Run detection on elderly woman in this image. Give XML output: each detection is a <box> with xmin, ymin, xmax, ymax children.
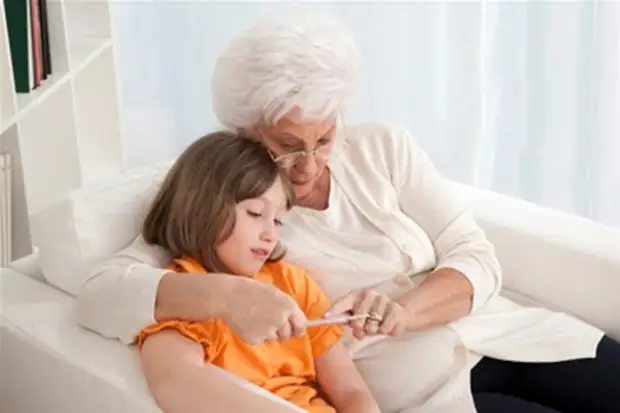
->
<box><xmin>78</xmin><ymin>10</ymin><xmax>620</xmax><ymax>413</ymax></box>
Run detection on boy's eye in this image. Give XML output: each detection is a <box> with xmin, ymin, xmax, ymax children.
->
<box><xmin>274</xmin><ymin>218</ymin><xmax>284</xmax><ymax>226</ymax></box>
<box><xmin>247</xmin><ymin>210</ymin><xmax>261</xmax><ymax>218</ymax></box>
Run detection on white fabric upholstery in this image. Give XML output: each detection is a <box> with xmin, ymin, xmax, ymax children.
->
<box><xmin>11</xmin><ymin>166</ymin><xmax>620</xmax><ymax>412</ymax></box>
<box><xmin>25</xmin><ymin>158</ymin><xmax>620</xmax><ymax>338</ymax></box>
<box><xmin>27</xmin><ymin>162</ymin><xmax>170</xmax><ymax>296</ymax></box>
<box><xmin>0</xmin><ymin>266</ymin><xmax>305</xmax><ymax>413</ymax></box>
<box><xmin>464</xmin><ymin>184</ymin><xmax>620</xmax><ymax>340</ymax></box>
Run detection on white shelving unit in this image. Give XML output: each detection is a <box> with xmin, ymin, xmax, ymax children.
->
<box><xmin>0</xmin><ymin>0</ymin><xmax>124</xmax><ymax>261</ymax></box>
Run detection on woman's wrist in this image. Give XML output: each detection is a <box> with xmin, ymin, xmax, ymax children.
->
<box><xmin>394</xmin><ymin>268</ymin><xmax>473</xmax><ymax>332</ymax></box>
<box><xmin>393</xmin><ymin>292</ymin><xmax>427</xmax><ymax>332</ymax></box>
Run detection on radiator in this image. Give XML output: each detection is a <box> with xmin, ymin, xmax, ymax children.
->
<box><xmin>0</xmin><ymin>152</ymin><xmax>11</xmax><ymax>267</ymax></box>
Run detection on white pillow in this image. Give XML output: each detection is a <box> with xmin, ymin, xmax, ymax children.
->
<box><xmin>28</xmin><ymin>161</ymin><xmax>173</xmax><ymax>296</ymax></box>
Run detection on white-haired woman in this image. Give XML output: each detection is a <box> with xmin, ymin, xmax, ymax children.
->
<box><xmin>78</xmin><ymin>10</ymin><xmax>620</xmax><ymax>413</ymax></box>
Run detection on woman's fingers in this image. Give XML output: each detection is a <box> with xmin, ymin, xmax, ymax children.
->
<box><xmin>351</xmin><ymin>290</ymin><xmax>377</xmax><ymax>339</ymax></box>
<box><xmin>289</xmin><ymin>309</ymin><xmax>308</xmax><ymax>338</ymax></box>
<box><xmin>276</xmin><ymin>319</ymin><xmax>293</xmax><ymax>341</ymax></box>
<box><xmin>365</xmin><ymin>294</ymin><xmax>389</xmax><ymax>336</ymax></box>
<box><xmin>223</xmin><ymin>277</ymin><xmax>307</xmax><ymax>345</ymax></box>
<box><xmin>381</xmin><ymin>302</ymin><xmax>408</xmax><ymax>337</ymax></box>
<box><xmin>328</xmin><ymin>289</ymin><xmax>409</xmax><ymax>339</ymax></box>
<box><xmin>324</xmin><ymin>293</ymin><xmax>356</xmax><ymax>318</ymax></box>
<box><xmin>379</xmin><ymin>303</ymin><xmax>398</xmax><ymax>335</ymax></box>
<box><xmin>275</xmin><ymin>307</ymin><xmax>308</xmax><ymax>341</ymax></box>
<box><xmin>264</xmin><ymin>328</ymin><xmax>279</xmax><ymax>343</ymax></box>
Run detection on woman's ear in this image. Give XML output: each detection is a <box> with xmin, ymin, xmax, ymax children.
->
<box><xmin>267</xmin><ymin>241</ymin><xmax>287</xmax><ymax>262</ymax></box>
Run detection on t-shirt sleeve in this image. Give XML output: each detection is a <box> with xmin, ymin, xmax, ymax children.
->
<box><xmin>287</xmin><ymin>267</ymin><xmax>344</xmax><ymax>358</ymax></box>
<box><xmin>137</xmin><ymin>320</ymin><xmax>223</xmax><ymax>362</ymax></box>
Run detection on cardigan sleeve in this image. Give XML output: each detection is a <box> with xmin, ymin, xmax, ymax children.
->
<box><xmin>388</xmin><ymin>126</ymin><xmax>502</xmax><ymax>312</ymax></box>
<box><xmin>76</xmin><ymin>235</ymin><xmax>173</xmax><ymax>344</ymax></box>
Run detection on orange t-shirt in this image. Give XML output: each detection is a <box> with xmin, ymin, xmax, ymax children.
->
<box><xmin>138</xmin><ymin>258</ymin><xmax>343</xmax><ymax>413</ymax></box>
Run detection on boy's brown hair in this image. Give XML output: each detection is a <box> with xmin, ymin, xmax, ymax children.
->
<box><xmin>142</xmin><ymin>131</ymin><xmax>295</xmax><ymax>273</ymax></box>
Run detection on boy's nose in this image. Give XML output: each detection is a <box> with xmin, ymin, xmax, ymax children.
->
<box><xmin>260</xmin><ymin>225</ymin><xmax>276</xmax><ymax>243</ymax></box>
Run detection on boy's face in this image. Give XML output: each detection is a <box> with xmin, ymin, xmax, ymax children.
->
<box><xmin>216</xmin><ymin>177</ymin><xmax>287</xmax><ymax>277</ymax></box>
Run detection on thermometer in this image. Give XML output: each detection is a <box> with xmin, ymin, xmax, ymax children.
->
<box><xmin>306</xmin><ymin>313</ymin><xmax>369</xmax><ymax>327</ymax></box>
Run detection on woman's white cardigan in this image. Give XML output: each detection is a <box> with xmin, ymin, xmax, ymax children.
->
<box><xmin>283</xmin><ymin>122</ymin><xmax>603</xmax><ymax>362</ymax></box>
<box><xmin>77</xmin><ymin>122</ymin><xmax>604</xmax><ymax>412</ymax></box>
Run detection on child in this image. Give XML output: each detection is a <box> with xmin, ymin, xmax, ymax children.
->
<box><xmin>137</xmin><ymin>131</ymin><xmax>380</xmax><ymax>413</ymax></box>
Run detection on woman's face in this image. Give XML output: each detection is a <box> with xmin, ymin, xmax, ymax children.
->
<box><xmin>215</xmin><ymin>177</ymin><xmax>287</xmax><ymax>277</ymax></box>
<box><xmin>254</xmin><ymin>113</ymin><xmax>337</xmax><ymax>201</ymax></box>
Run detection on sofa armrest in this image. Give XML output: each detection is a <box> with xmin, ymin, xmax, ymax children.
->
<box><xmin>1</xmin><ymin>269</ymin><xmax>304</xmax><ymax>413</ymax></box>
<box><xmin>464</xmin><ymin>185</ymin><xmax>620</xmax><ymax>340</ymax></box>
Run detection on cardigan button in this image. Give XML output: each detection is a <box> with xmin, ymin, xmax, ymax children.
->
<box><xmin>393</xmin><ymin>274</ymin><xmax>412</xmax><ymax>287</ymax></box>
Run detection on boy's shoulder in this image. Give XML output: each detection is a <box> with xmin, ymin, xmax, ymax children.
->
<box><xmin>260</xmin><ymin>261</ymin><xmax>317</xmax><ymax>297</ymax></box>
<box><xmin>261</xmin><ymin>260</ymin><xmax>309</xmax><ymax>281</ymax></box>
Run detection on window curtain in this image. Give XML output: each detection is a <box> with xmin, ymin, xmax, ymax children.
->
<box><xmin>110</xmin><ymin>1</ymin><xmax>620</xmax><ymax>227</ymax></box>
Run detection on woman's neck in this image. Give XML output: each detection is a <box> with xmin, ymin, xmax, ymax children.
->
<box><xmin>295</xmin><ymin>169</ymin><xmax>331</xmax><ymax>211</ymax></box>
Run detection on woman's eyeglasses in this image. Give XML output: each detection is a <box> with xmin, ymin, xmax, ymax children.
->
<box><xmin>271</xmin><ymin>144</ymin><xmax>333</xmax><ymax>168</ymax></box>
<box><xmin>259</xmin><ymin>114</ymin><xmax>346</xmax><ymax>168</ymax></box>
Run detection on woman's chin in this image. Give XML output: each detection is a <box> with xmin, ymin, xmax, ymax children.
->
<box><xmin>292</xmin><ymin>182</ymin><xmax>315</xmax><ymax>200</ymax></box>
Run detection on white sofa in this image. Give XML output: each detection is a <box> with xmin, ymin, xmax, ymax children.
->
<box><xmin>2</xmin><ymin>165</ymin><xmax>620</xmax><ymax>413</ymax></box>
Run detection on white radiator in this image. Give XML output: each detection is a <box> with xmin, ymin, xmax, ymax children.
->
<box><xmin>0</xmin><ymin>152</ymin><xmax>11</xmax><ymax>267</ymax></box>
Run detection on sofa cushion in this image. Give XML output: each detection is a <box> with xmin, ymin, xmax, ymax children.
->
<box><xmin>28</xmin><ymin>161</ymin><xmax>172</xmax><ymax>296</ymax></box>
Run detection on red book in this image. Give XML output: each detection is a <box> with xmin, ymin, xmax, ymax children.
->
<box><xmin>29</xmin><ymin>0</ymin><xmax>43</xmax><ymax>87</ymax></box>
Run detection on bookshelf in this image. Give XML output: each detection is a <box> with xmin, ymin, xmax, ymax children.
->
<box><xmin>0</xmin><ymin>0</ymin><xmax>125</xmax><ymax>261</ymax></box>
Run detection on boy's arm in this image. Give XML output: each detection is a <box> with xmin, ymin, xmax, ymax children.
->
<box><xmin>315</xmin><ymin>341</ymin><xmax>381</xmax><ymax>413</ymax></box>
<box><xmin>140</xmin><ymin>330</ymin><xmax>303</xmax><ymax>413</ymax></box>
<box><xmin>284</xmin><ymin>264</ymin><xmax>379</xmax><ymax>412</ymax></box>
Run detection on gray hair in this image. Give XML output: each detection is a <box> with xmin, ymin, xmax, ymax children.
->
<box><xmin>211</xmin><ymin>9</ymin><xmax>361</xmax><ymax>130</ymax></box>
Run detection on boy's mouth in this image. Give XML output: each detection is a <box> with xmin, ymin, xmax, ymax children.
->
<box><xmin>251</xmin><ymin>248</ymin><xmax>269</xmax><ymax>259</ymax></box>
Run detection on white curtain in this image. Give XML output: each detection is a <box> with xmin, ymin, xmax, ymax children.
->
<box><xmin>110</xmin><ymin>1</ymin><xmax>620</xmax><ymax>227</ymax></box>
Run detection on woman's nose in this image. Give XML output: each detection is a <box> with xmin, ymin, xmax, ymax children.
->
<box><xmin>294</xmin><ymin>153</ymin><xmax>318</xmax><ymax>176</ymax></box>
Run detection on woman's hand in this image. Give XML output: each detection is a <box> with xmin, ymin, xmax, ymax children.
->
<box><xmin>157</xmin><ymin>272</ymin><xmax>307</xmax><ymax>345</ymax></box>
<box><xmin>325</xmin><ymin>289</ymin><xmax>408</xmax><ymax>339</ymax></box>
<box><xmin>218</xmin><ymin>276</ymin><xmax>309</xmax><ymax>344</ymax></box>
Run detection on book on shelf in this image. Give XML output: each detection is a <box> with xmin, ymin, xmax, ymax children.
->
<box><xmin>3</xmin><ymin>0</ymin><xmax>52</xmax><ymax>94</ymax></box>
